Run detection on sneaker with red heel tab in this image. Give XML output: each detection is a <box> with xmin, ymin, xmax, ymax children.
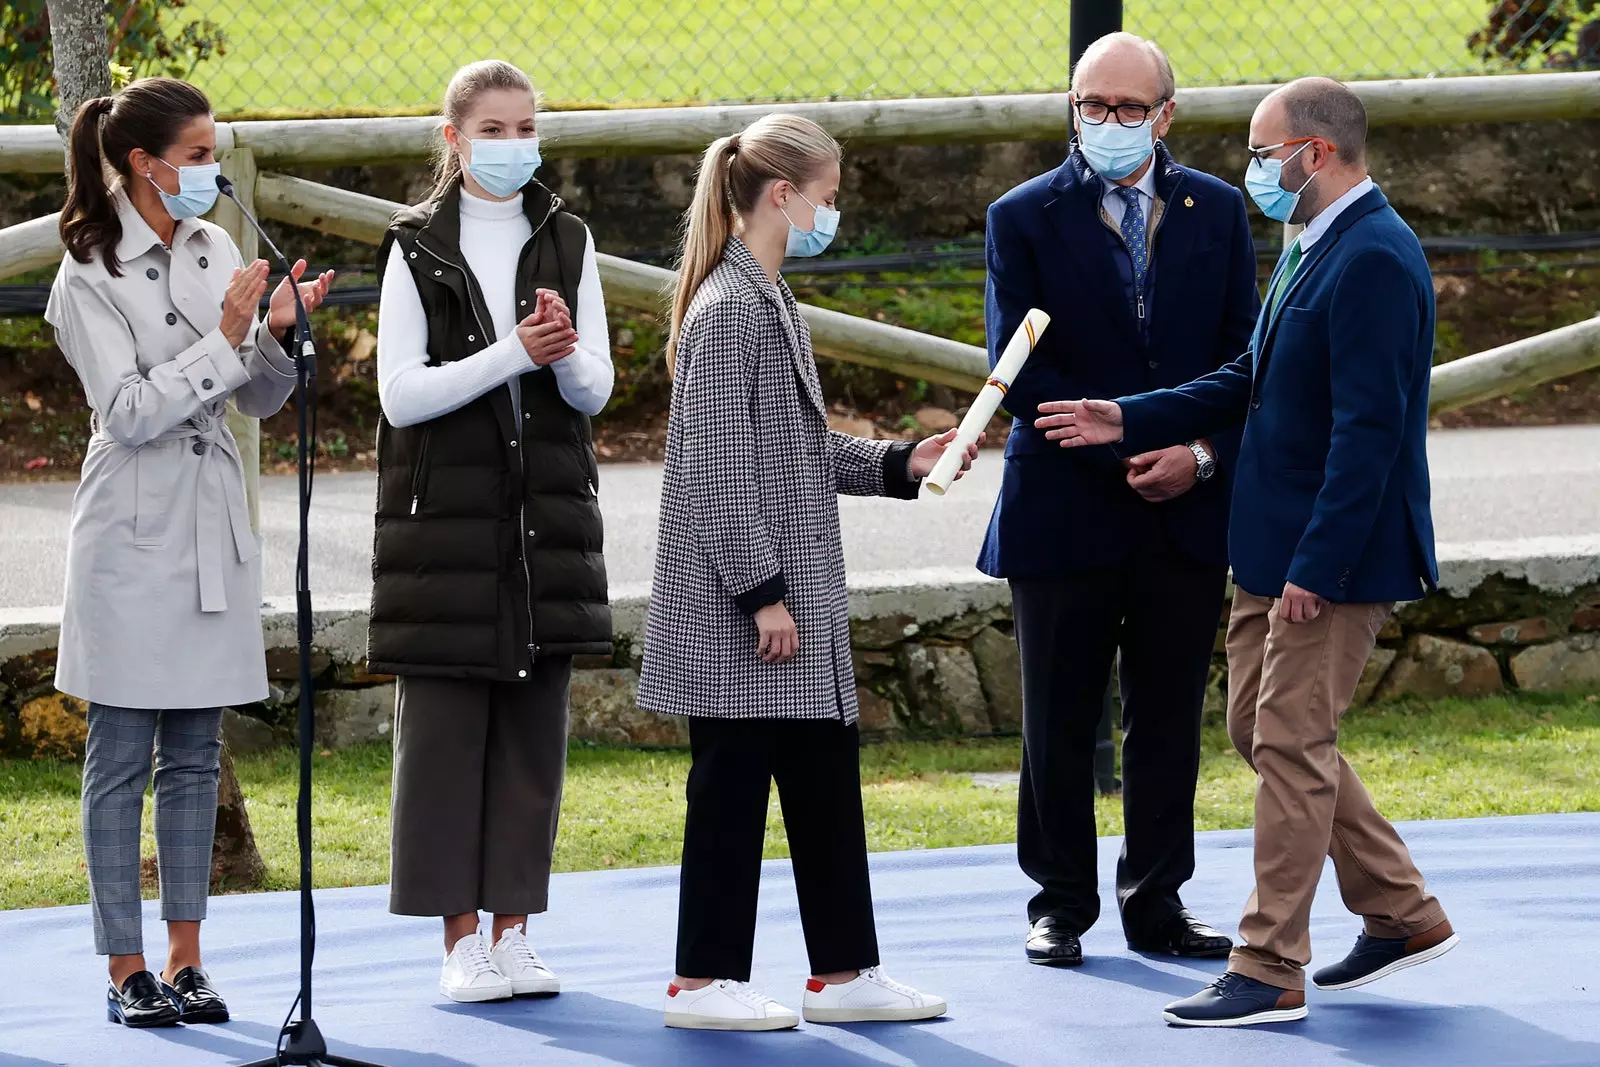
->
<box><xmin>663</xmin><ymin>979</ymin><xmax>800</xmax><ymax>1031</ymax></box>
<box><xmin>801</xmin><ymin>968</ymin><xmax>948</xmax><ymax>1024</ymax></box>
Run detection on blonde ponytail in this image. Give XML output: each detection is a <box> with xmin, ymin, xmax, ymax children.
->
<box><xmin>666</xmin><ymin>114</ymin><xmax>842</xmax><ymax>374</ymax></box>
<box><xmin>430</xmin><ymin>60</ymin><xmax>537</xmax><ymax>202</ymax></box>
<box><xmin>667</xmin><ymin>135</ymin><xmax>739</xmax><ymax>373</ymax></box>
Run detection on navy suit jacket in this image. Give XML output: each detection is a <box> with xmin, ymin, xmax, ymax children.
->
<box><xmin>978</xmin><ymin>144</ymin><xmax>1260</xmax><ymax>578</ymax></box>
<box><xmin>1118</xmin><ymin>186</ymin><xmax>1440</xmax><ymax>603</ymax></box>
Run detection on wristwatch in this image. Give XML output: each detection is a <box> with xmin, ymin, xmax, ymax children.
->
<box><xmin>1188</xmin><ymin>441</ymin><xmax>1217</xmax><ymax>482</ymax></box>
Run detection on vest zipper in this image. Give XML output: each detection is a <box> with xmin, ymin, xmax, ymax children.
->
<box><xmin>1100</xmin><ymin>186</ymin><xmax>1172</xmax><ymax>325</ymax></box>
<box><xmin>409</xmin><ymin>426</ymin><xmax>432</xmax><ymax>515</ymax></box>
<box><xmin>416</xmin><ymin>236</ymin><xmax>543</xmax><ymax>671</ymax></box>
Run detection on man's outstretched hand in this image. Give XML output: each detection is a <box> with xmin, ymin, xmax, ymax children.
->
<box><xmin>1035</xmin><ymin>399</ymin><xmax>1126</xmax><ymax>447</ymax></box>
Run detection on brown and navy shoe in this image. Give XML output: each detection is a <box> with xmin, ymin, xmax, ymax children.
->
<box><xmin>1162</xmin><ymin>972</ymin><xmax>1308</xmax><ymax>1027</ymax></box>
<box><xmin>1312</xmin><ymin>919</ymin><xmax>1459</xmax><ymax>991</ymax></box>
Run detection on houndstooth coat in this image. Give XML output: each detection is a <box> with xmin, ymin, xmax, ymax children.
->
<box><xmin>638</xmin><ymin>238</ymin><xmax>918</xmax><ymax>723</ymax></box>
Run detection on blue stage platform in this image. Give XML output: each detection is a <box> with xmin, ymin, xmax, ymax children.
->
<box><xmin>1</xmin><ymin>813</ymin><xmax>1597</xmax><ymax>1066</ymax></box>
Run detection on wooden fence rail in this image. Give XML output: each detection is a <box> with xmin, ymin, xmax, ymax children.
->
<box><xmin>4</xmin><ymin>171</ymin><xmax>1597</xmax><ymax>403</ymax></box>
<box><xmin>2</xmin><ymin>72</ymin><xmax>1597</xmax><ymax>172</ymax></box>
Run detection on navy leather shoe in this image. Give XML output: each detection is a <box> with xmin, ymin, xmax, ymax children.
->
<box><xmin>1313</xmin><ymin>920</ymin><xmax>1459</xmax><ymax>990</ymax></box>
<box><xmin>1162</xmin><ymin>972</ymin><xmax>1307</xmax><ymax>1027</ymax></box>
<box><xmin>160</xmin><ymin>966</ymin><xmax>230</xmax><ymax>1024</ymax></box>
<box><xmin>107</xmin><ymin>971</ymin><xmax>182</xmax><ymax>1028</ymax></box>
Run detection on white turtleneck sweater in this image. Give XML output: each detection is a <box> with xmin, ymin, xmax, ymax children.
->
<box><xmin>376</xmin><ymin>188</ymin><xmax>613</xmax><ymax>428</ymax></box>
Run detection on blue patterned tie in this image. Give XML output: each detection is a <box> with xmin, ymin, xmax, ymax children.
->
<box><xmin>1117</xmin><ymin>186</ymin><xmax>1149</xmax><ymax>297</ymax></box>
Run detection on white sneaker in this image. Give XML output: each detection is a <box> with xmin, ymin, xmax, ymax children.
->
<box><xmin>490</xmin><ymin>924</ymin><xmax>561</xmax><ymax>996</ymax></box>
<box><xmin>801</xmin><ymin>967</ymin><xmax>948</xmax><ymax>1023</ymax></box>
<box><xmin>439</xmin><ymin>932</ymin><xmax>513</xmax><ymax>1003</ymax></box>
<box><xmin>663</xmin><ymin>979</ymin><xmax>800</xmax><ymax>1031</ymax></box>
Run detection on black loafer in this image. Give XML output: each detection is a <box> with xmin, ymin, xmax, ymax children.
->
<box><xmin>161</xmin><ymin>966</ymin><xmax>230</xmax><ymax>1024</ymax></box>
<box><xmin>107</xmin><ymin>971</ymin><xmax>182</xmax><ymax>1028</ymax></box>
<box><xmin>1162</xmin><ymin>972</ymin><xmax>1307</xmax><ymax>1027</ymax></box>
<box><xmin>1312</xmin><ymin>920</ymin><xmax>1459</xmax><ymax>990</ymax></box>
<box><xmin>1128</xmin><ymin>908</ymin><xmax>1234</xmax><ymax>959</ymax></box>
<box><xmin>1025</xmin><ymin>916</ymin><xmax>1084</xmax><ymax>967</ymax></box>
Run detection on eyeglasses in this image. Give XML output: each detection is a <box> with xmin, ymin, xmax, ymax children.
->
<box><xmin>1074</xmin><ymin>98</ymin><xmax>1166</xmax><ymax>127</ymax></box>
<box><xmin>1246</xmin><ymin>136</ymin><xmax>1337</xmax><ymax>165</ymax></box>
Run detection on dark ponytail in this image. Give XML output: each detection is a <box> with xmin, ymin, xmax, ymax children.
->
<box><xmin>58</xmin><ymin>77</ymin><xmax>213</xmax><ymax>277</ymax></box>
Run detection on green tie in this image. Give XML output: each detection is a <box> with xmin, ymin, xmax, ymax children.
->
<box><xmin>1266</xmin><ymin>239</ymin><xmax>1304</xmax><ymax>319</ymax></box>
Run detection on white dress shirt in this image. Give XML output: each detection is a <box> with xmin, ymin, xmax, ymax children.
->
<box><xmin>1101</xmin><ymin>160</ymin><xmax>1159</xmax><ymax>229</ymax></box>
<box><xmin>1296</xmin><ymin>176</ymin><xmax>1376</xmax><ymax>251</ymax></box>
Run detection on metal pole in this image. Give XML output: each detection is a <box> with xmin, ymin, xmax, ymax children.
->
<box><xmin>1071</xmin><ymin>0</ymin><xmax>1125</xmax><ymax>72</ymax></box>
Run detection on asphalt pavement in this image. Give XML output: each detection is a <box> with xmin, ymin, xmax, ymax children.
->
<box><xmin>1</xmin><ymin>425</ymin><xmax>1596</xmax><ymax>609</ymax></box>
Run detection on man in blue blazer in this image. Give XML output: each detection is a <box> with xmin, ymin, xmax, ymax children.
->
<box><xmin>1039</xmin><ymin>77</ymin><xmax>1458</xmax><ymax>1027</ymax></box>
<box><xmin>981</xmin><ymin>33</ymin><xmax>1259</xmax><ymax>968</ymax></box>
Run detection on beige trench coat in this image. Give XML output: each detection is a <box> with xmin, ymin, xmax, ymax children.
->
<box><xmin>45</xmin><ymin>191</ymin><xmax>296</xmax><ymax>710</ymax></box>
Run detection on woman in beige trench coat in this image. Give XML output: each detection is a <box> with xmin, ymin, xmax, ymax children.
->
<box><xmin>46</xmin><ymin>77</ymin><xmax>332</xmax><ymax>1029</ymax></box>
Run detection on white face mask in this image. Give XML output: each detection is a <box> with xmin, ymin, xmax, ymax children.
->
<box><xmin>148</xmin><ymin>156</ymin><xmax>222</xmax><ymax>220</ymax></box>
<box><xmin>781</xmin><ymin>190</ymin><xmax>840</xmax><ymax>258</ymax></box>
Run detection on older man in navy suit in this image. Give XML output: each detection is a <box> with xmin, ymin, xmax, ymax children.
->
<box><xmin>1041</xmin><ymin>77</ymin><xmax>1457</xmax><ymax>1027</ymax></box>
<box><xmin>981</xmin><ymin>32</ymin><xmax>1260</xmax><ymax>968</ymax></box>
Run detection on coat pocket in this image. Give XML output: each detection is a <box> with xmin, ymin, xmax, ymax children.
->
<box><xmin>133</xmin><ymin>439</ymin><xmax>181</xmax><ymax>546</ymax></box>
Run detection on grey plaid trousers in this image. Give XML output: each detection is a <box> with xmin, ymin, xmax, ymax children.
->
<box><xmin>82</xmin><ymin>704</ymin><xmax>223</xmax><ymax>955</ymax></box>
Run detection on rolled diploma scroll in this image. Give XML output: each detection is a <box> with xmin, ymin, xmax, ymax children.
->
<box><xmin>924</xmin><ymin>307</ymin><xmax>1051</xmax><ymax>496</ymax></box>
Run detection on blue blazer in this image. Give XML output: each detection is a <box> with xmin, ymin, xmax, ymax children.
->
<box><xmin>1118</xmin><ymin>186</ymin><xmax>1440</xmax><ymax>603</ymax></box>
<box><xmin>977</xmin><ymin>145</ymin><xmax>1260</xmax><ymax>578</ymax></box>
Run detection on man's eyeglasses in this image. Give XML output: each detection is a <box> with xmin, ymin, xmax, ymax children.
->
<box><xmin>1246</xmin><ymin>136</ymin><xmax>1337</xmax><ymax>165</ymax></box>
<box><xmin>1074</xmin><ymin>99</ymin><xmax>1166</xmax><ymax>127</ymax></box>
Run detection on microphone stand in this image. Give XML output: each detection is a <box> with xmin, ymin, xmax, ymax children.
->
<box><xmin>218</xmin><ymin>176</ymin><xmax>386</xmax><ymax>1067</ymax></box>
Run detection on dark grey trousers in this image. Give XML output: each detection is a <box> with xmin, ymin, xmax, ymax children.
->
<box><xmin>389</xmin><ymin>658</ymin><xmax>571</xmax><ymax>917</ymax></box>
<box><xmin>82</xmin><ymin>704</ymin><xmax>223</xmax><ymax>955</ymax></box>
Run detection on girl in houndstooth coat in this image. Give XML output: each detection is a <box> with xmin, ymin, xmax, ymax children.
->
<box><xmin>639</xmin><ymin>114</ymin><xmax>980</xmax><ymax>1032</ymax></box>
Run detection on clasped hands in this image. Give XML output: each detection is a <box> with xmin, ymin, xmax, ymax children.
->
<box><xmin>1034</xmin><ymin>397</ymin><xmax>1326</xmax><ymax>624</ymax></box>
<box><xmin>516</xmin><ymin>288</ymin><xmax>578</xmax><ymax>366</ymax></box>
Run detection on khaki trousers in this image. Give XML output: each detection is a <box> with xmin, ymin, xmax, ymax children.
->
<box><xmin>1225</xmin><ymin>589</ymin><xmax>1446</xmax><ymax>990</ymax></box>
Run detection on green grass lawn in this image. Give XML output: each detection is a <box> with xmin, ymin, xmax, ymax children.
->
<box><xmin>179</xmin><ymin>0</ymin><xmax>1502</xmax><ymax>117</ymax></box>
<box><xmin>1</xmin><ymin>690</ymin><xmax>1596</xmax><ymax>912</ymax></box>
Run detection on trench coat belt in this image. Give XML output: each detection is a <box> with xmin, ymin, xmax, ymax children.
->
<box><xmin>94</xmin><ymin>409</ymin><xmax>258</xmax><ymax>614</ymax></box>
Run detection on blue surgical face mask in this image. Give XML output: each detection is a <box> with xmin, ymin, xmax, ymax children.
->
<box><xmin>464</xmin><ymin>136</ymin><xmax>542</xmax><ymax>199</ymax></box>
<box><xmin>148</xmin><ymin>156</ymin><xmax>221</xmax><ymax>220</ymax></box>
<box><xmin>1077</xmin><ymin>118</ymin><xmax>1157</xmax><ymax>180</ymax></box>
<box><xmin>782</xmin><ymin>190</ymin><xmax>840</xmax><ymax>258</ymax></box>
<box><xmin>1245</xmin><ymin>142</ymin><xmax>1316</xmax><ymax>223</ymax></box>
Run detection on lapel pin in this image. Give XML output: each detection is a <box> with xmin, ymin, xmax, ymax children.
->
<box><xmin>1184</xmin><ymin>196</ymin><xmax>1195</xmax><ymax>208</ymax></box>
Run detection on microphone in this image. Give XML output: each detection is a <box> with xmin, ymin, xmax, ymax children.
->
<box><xmin>216</xmin><ymin>173</ymin><xmax>315</xmax><ymax>367</ymax></box>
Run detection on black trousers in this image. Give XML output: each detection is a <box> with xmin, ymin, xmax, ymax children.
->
<box><xmin>1011</xmin><ymin>545</ymin><xmax>1227</xmax><ymax>937</ymax></box>
<box><xmin>676</xmin><ymin>716</ymin><xmax>880</xmax><ymax>981</ymax></box>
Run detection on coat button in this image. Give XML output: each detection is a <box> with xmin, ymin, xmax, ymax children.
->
<box><xmin>434</xmin><ymin>269</ymin><xmax>443</xmax><ymax>276</ymax></box>
<box><xmin>527</xmin><ymin>529</ymin><xmax>536</xmax><ymax>537</ymax></box>
<box><xmin>201</xmin><ymin>377</ymin><xmax>214</xmax><ymax>390</ymax></box>
<box><xmin>519</xmin><ymin>299</ymin><xmax>527</xmax><ymax>307</ymax></box>
<box><xmin>1250</xmin><ymin>397</ymin><xmax>1262</xmax><ymax>410</ymax></box>
<box><xmin>198</xmin><ymin>256</ymin><xmax>208</xmax><ymax>269</ymax></box>
<box><xmin>1148</xmin><ymin>360</ymin><xmax>1159</xmax><ymax>369</ymax></box>
<box><xmin>467</xmin><ymin>334</ymin><xmax>475</xmax><ymax>342</ymax></box>
<box><xmin>509</xmin><ymin>440</ymin><xmax>518</xmax><ymax>448</ymax></box>
<box><xmin>518</xmin><ymin>669</ymin><xmax>528</xmax><ymax>678</ymax></box>
<box><xmin>146</xmin><ymin>267</ymin><xmax>159</xmax><ymax>280</ymax></box>
<box><xmin>192</xmin><ymin>441</ymin><xmax>206</xmax><ymax>455</ymax></box>
<box><xmin>409</xmin><ymin>251</ymin><xmax>417</xmax><ymax>259</ymax></box>
<box><xmin>165</xmin><ymin>312</ymin><xmax>178</xmax><ymax>325</ymax></box>
<box><xmin>524</xmin><ymin>412</ymin><xmax>531</xmax><ymax>420</ymax></box>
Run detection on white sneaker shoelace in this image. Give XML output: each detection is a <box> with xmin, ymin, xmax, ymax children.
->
<box><xmin>454</xmin><ymin>935</ymin><xmax>500</xmax><ymax>981</ymax></box>
<box><xmin>715</xmin><ymin>979</ymin><xmax>781</xmax><ymax>1012</ymax></box>
<box><xmin>858</xmin><ymin>967</ymin><xmax>920</xmax><ymax>999</ymax></box>
<box><xmin>497</xmin><ymin>925</ymin><xmax>546</xmax><ymax>972</ymax></box>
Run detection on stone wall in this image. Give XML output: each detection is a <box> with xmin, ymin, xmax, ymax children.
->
<box><xmin>3</xmin><ymin>543</ymin><xmax>1598</xmax><ymax>758</ymax></box>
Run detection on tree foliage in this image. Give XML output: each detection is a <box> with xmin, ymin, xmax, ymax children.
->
<box><xmin>1470</xmin><ymin>0</ymin><xmax>1600</xmax><ymax>69</ymax></box>
<box><xmin>1</xmin><ymin>1</ymin><xmax>227</xmax><ymax>122</ymax></box>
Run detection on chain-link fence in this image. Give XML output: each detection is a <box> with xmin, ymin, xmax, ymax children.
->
<box><xmin>4</xmin><ymin>0</ymin><xmax>1599</xmax><ymax>121</ymax></box>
